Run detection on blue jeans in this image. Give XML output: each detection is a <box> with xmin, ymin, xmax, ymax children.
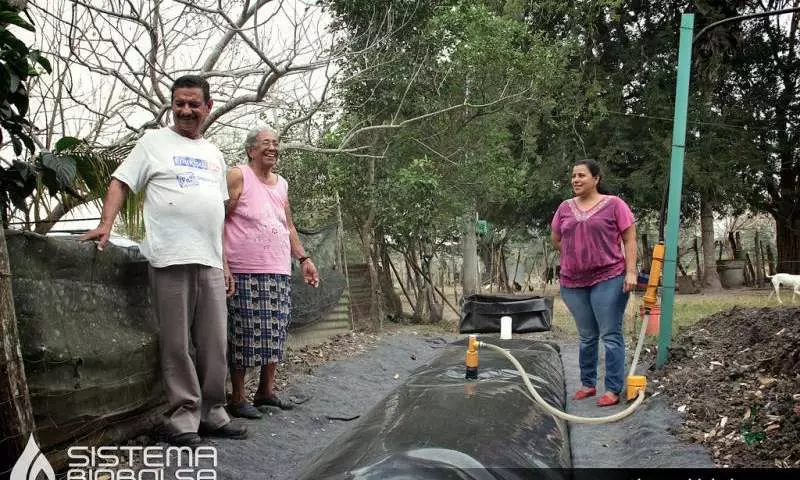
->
<box><xmin>560</xmin><ymin>275</ymin><xmax>629</xmax><ymax>394</ymax></box>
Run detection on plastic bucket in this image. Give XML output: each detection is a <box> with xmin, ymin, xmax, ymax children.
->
<box><xmin>640</xmin><ymin>305</ymin><xmax>661</xmax><ymax>336</ymax></box>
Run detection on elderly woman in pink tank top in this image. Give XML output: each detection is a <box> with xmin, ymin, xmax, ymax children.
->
<box><xmin>223</xmin><ymin>127</ymin><xmax>319</xmax><ymax>419</ymax></box>
<box><xmin>550</xmin><ymin>159</ymin><xmax>637</xmax><ymax>407</ymax></box>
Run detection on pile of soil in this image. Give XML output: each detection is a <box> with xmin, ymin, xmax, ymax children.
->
<box><xmin>649</xmin><ymin>307</ymin><xmax>800</xmax><ymax>468</ymax></box>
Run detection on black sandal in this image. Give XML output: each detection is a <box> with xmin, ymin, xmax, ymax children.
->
<box><xmin>228</xmin><ymin>400</ymin><xmax>263</xmax><ymax>419</ymax></box>
<box><xmin>253</xmin><ymin>395</ymin><xmax>295</xmax><ymax>410</ymax></box>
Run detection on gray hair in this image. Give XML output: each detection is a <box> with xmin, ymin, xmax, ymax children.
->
<box><xmin>244</xmin><ymin>126</ymin><xmax>278</xmax><ymax>150</ymax></box>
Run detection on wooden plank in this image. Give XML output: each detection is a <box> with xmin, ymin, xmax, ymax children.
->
<box><xmin>0</xmin><ymin>229</ymin><xmax>35</xmax><ymax>473</ymax></box>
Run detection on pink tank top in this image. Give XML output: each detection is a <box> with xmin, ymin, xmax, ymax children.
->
<box><xmin>224</xmin><ymin>165</ymin><xmax>291</xmax><ymax>275</ymax></box>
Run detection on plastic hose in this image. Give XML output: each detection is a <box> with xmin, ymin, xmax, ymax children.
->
<box><xmin>628</xmin><ymin>294</ymin><xmax>650</xmax><ymax>378</ymax></box>
<box><xmin>478</xmin><ymin>341</ymin><xmax>646</xmax><ymax>424</ymax></box>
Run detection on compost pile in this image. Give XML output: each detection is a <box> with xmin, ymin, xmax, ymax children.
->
<box><xmin>650</xmin><ymin>307</ymin><xmax>800</xmax><ymax>468</ymax></box>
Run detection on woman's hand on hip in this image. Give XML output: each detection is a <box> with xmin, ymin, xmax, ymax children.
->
<box><xmin>623</xmin><ymin>271</ymin><xmax>637</xmax><ymax>293</ymax></box>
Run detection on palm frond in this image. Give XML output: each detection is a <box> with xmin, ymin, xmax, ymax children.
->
<box><xmin>63</xmin><ymin>141</ymin><xmax>145</xmax><ymax>240</ymax></box>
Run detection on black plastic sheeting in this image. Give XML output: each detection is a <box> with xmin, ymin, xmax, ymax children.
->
<box><xmin>460</xmin><ymin>294</ymin><xmax>553</xmax><ymax>334</ymax></box>
<box><xmin>296</xmin><ymin>339</ymin><xmax>570</xmax><ymax>479</ymax></box>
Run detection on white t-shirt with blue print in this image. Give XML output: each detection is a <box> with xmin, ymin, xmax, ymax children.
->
<box><xmin>113</xmin><ymin>127</ymin><xmax>228</xmax><ymax>269</ymax></box>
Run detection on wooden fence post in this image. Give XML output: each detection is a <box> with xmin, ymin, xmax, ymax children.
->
<box><xmin>1</xmin><ymin>229</ymin><xmax>35</xmax><ymax>474</ymax></box>
<box><xmin>753</xmin><ymin>232</ymin><xmax>763</xmax><ymax>287</ymax></box>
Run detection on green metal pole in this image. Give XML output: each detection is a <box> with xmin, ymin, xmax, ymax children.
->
<box><xmin>657</xmin><ymin>13</ymin><xmax>694</xmax><ymax>368</ymax></box>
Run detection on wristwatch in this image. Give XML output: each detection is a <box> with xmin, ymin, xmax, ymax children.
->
<box><xmin>298</xmin><ymin>256</ymin><xmax>311</xmax><ymax>264</ymax></box>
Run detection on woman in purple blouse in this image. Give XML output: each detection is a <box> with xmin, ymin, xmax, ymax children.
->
<box><xmin>550</xmin><ymin>159</ymin><xmax>638</xmax><ymax>407</ymax></box>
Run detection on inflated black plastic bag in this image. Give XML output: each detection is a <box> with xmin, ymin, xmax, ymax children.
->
<box><xmin>460</xmin><ymin>294</ymin><xmax>553</xmax><ymax>334</ymax></box>
<box><xmin>296</xmin><ymin>339</ymin><xmax>570</xmax><ymax>479</ymax></box>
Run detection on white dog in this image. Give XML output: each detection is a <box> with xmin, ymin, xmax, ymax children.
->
<box><xmin>766</xmin><ymin>273</ymin><xmax>800</xmax><ymax>304</ymax></box>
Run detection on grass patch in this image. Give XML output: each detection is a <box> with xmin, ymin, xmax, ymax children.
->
<box><xmin>668</xmin><ymin>291</ymin><xmax>769</xmax><ymax>333</ymax></box>
<box><xmin>393</xmin><ymin>285</ymin><xmax>776</xmax><ymax>342</ymax></box>
<box><xmin>551</xmin><ymin>289</ymin><xmax>773</xmax><ymax>342</ymax></box>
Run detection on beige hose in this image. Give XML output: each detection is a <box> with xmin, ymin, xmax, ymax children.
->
<box><xmin>479</xmin><ymin>341</ymin><xmax>646</xmax><ymax>424</ymax></box>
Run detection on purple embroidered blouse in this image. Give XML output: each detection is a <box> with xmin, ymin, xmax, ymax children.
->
<box><xmin>550</xmin><ymin>195</ymin><xmax>635</xmax><ymax>288</ymax></box>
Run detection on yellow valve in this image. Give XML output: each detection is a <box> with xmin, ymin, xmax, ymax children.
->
<box><xmin>465</xmin><ymin>335</ymin><xmax>478</xmax><ymax>379</ymax></box>
<box><xmin>626</xmin><ymin>375</ymin><xmax>647</xmax><ymax>401</ymax></box>
<box><xmin>643</xmin><ymin>242</ymin><xmax>665</xmax><ymax>309</ymax></box>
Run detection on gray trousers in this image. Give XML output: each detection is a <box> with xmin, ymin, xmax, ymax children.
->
<box><xmin>149</xmin><ymin>264</ymin><xmax>230</xmax><ymax>435</ymax></box>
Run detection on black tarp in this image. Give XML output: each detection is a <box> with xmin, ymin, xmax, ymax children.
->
<box><xmin>296</xmin><ymin>339</ymin><xmax>570</xmax><ymax>479</ymax></box>
<box><xmin>4</xmin><ymin>228</ymin><xmax>345</xmax><ymax>466</ymax></box>
<box><xmin>460</xmin><ymin>294</ymin><xmax>553</xmax><ymax>334</ymax></box>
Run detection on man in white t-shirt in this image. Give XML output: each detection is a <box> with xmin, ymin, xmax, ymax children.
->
<box><xmin>82</xmin><ymin>75</ymin><xmax>247</xmax><ymax>446</ymax></box>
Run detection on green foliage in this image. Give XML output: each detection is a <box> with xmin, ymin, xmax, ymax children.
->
<box><xmin>305</xmin><ymin>1</ymin><xmax>800</xmax><ymax>271</ymax></box>
<box><xmin>327</xmin><ymin>0</ymin><xmax>580</xmax><ymax>258</ymax></box>
<box><xmin>0</xmin><ymin>1</ymin><xmax>141</xmax><ymax>234</ymax></box>
<box><xmin>0</xmin><ymin>1</ymin><xmax>50</xmax><ymax>156</ymax></box>
<box><xmin>0</xmin><ymin>1</ymin><xmax>71</xmax><ymax>228</ymax></box>
<box><xmin>0</xmin><ymin>137</ymin><xmax>85</xmax><ymax>227</ymax></box>
<box><xmin>277</xmin><ymin>148</ymin><xmax>338</xmax><ymax>229</ymax></box>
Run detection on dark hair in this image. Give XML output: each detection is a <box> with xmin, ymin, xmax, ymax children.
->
<box><xmin>171</xmin><ymin>75</ymin><xmax>211</xmax><ymax>103</ymax></box>
<box><xmin>574</xmin><ymin>159</ymin><xmax>612</xmax><ymax>195</ymax></box>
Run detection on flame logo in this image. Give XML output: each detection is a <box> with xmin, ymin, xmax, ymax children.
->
<box><xmin>10</xmin><ymin>434</ymin><xmax>55</xmax><ymax>480</ymax></box>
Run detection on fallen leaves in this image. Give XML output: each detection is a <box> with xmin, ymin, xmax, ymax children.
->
<box><xmin>270</xmin><ymin>332</ymin><xmax>380</xmax><ymax>395</ymax></box>
<box><xmin>757</xmin><ymin>376</ymin><xmax>778</xmax><ymax>388</ymax></box>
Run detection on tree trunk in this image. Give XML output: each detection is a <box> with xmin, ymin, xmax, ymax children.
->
<box><xmin>406</xmin><ymin>253</ymin><xmax>428</xmax><ymax>321</ymax></box>
<box><xmin>676</xmin><ymin>247</ymin><xmax>688</xmax><ymax>277</ymax></box>
<box><xmin>478</xmin><ymin>237</ymin><xmax>508</xmax><ymax>289</ymax></box>
<box><xmin>1</xmin><ymin>229</ymin><xmax>35</xmax><ymax>472</ymax></box>
<box><xmin>404</xmin><ymin>254</ymin><xmax>419</xmax><ymax>302</ymax></box>
<box><xmin>744</xmin><ymin>252</ymin><xmax>755</xmax><ymax>287</ymax></box>
<box><xmin>640</xmin><ymin>232</ymin><xmax>651</xmax><ymax>268</ymax></box>
<box><xmin>498</xmin><ymin>246</ymin><xmax>510</xmax><ymax>292</ymax></box>
<box><xmin>376</xmin><ymin>235</ymin><xmax>401</xmax><ymax>315</ymax></box>
<box><xmin>387</xmin><ymin>255</ymin><xmax>416</xmax><ymax>317</ymax></box>
<box><xmin>357</xmin><ymin>156</ymin><xmax>384</xmax><ymax>330</ymax></box>
<box><xmin>775</xmin><ymin>212</ymin><xmax>800</xmax><ymax>274</ymax></box>
<box><xmin>33</xmin><ymin>194</ymin><xmax>95</xmax><ymax>235</ymax></box>
<box><xmin>727</xmin><ymin>231</ymin><xmax>738</xmax><ymax>259</ymax></box>
<box><xmin>693</xmin><ymin>237</ymin><xmax>702</xmax><ymax>281</ymax></box>
<box><xmin>462</xmin><ymin>213</ymin><xmax>478</xmax><ymax>296</ymax></box>
<box><xmin>357</xmin><ymin>226</ymin><xmax>384</xmax><ymax>331</ymax></box>
<box><xmin>700</xmin><ymin>197</ymin><xmax>723</xmax><ymax>291</ymax></box>
<box><xmin>766</xmin><ymin>244</ymin><xmax>776</xmax><ymax>276</ymax></box>
<box><xmin>734</xmin><ymin>232</ymin><xmax>745</xmax><ymax>261</ymax></box>
<box><xmin>753</xmin><ymin>232</ymin><xmax>763</xmax><ymax>287</ymax></box>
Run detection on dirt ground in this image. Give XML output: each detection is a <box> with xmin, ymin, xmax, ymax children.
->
<box><xmin>643</xmin><ymin>306</ymin><xmax>800</xmax><ymax>468</ymax></box>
